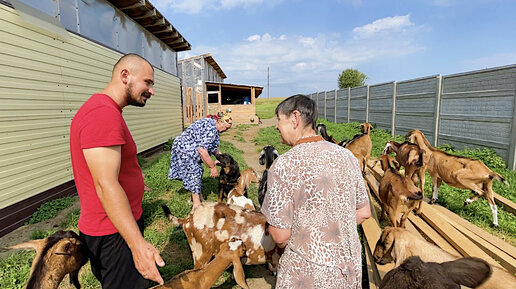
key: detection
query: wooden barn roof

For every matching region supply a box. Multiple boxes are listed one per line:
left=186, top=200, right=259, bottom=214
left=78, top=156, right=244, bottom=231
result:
left=206, top=81, right=263, bottom=97
left=179, top=53, right=227, bottom=79
left=107, top=0, right=191, bottom=52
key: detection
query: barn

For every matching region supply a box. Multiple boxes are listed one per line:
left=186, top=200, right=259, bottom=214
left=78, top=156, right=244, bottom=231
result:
left=0, top=0, right=190, bottom=237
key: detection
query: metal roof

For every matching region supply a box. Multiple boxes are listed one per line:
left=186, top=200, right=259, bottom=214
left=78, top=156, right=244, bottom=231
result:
left=179, top=53, right=227, bottom=79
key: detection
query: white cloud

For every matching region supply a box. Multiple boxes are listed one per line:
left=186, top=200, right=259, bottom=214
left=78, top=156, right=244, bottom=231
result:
left=153, top=0, right=281, bottom=14
left=247, top=34, right=261, bottom=42
left=352, top=14, right=413, bottom=38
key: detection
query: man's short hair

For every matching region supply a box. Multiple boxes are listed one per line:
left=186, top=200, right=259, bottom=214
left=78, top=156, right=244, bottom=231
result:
left=112, top=53, right=153, bottom=74
left=275, top=94, right=318, bottom=129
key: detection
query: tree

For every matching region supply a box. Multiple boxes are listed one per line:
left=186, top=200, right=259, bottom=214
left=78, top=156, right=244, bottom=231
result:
left=338, top=68, right=367, bottom=89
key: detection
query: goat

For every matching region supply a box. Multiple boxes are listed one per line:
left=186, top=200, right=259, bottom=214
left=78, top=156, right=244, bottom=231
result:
left=257, top=146, right=279, bottom=206
left=162, top=202, right=283, bottom=273
left=344, top=122, right=373, bottom=176
left=406, top=129, right=509, bottom=227
left=227, top=168, right=261, bottom=210
left=373, top=227, right=516, bottom=289
left=215, top=152, right=240, bottom=202
left=380, top=255, right=491, bottom=289
left=376, top=155, right=423, bottom=228
left=316, top=123, right=338, bottom=143
left=7, top=230, right=88, bottom=289
left=150, top=237, right=249, bottom=289
left=383, top=141, right=426, bottom=214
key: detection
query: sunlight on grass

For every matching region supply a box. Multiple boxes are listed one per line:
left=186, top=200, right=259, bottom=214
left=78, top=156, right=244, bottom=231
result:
left=255, top=97, right=285, bottom=119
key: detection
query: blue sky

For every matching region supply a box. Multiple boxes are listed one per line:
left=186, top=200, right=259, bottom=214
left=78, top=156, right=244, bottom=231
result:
left=154, top=0, right=516, bottom=98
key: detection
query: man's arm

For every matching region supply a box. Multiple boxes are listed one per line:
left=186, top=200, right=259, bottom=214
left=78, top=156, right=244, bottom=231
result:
left=83, top=146, right=164, bottom=284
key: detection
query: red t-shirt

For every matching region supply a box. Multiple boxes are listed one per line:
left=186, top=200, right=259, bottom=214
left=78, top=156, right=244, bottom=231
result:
left=70, top=93, right=144, bottom=236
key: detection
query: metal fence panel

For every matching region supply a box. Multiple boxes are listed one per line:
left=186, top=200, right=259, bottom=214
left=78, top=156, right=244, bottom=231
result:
left=336, top=89, right=348, bottom=123
left=439, top=66, right=516, bottom=161
left=395, top=76, right=438, bottom=143
left=369, top=82, right=394, bottom=132
left=350, top=86, right=367, bottom=122
left=326, top=90, right=335, bottom=122
left=316, top=92, right=325, bottom=117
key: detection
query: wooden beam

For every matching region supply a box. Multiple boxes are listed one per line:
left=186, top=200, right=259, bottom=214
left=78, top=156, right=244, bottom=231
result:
left=118, top=0, right=145, bottom=11
left=142, top=18, right=166, bottom=28
left=133, top=8, right=156, bottom=20
left=494, top=192, right=516, bottom=215
left=407, top=215, right=461, bottom=256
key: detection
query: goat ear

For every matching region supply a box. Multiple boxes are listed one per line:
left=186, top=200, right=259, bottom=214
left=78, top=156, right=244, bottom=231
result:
left=259, top=154, right=265, bottom=165
left=273, top=150, right=279, bottom=158
left=393, top=239, right=407, bottom=267
left=441, top=257, right=491, bottom=288
left=8, top=239, right=46, bottom=252
left=232, top=259, right=249, bottom=289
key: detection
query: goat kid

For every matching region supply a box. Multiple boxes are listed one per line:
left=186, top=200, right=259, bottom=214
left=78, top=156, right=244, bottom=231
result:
left=150, top=237, right=249, bottom=289
left=257, top=146, right=279, bottom=206
left=316, top=123, right=338, bottom=144
left=407, top=129, right=509, bottom=227
left=380, top=256, right=491, bottom=289
left=162, top=203, right=283, bottom=273
left=373, top=226, right=516, bottom=289
left=215, top=152, right=240, bottom=202
left=344, top=122, right=373, bottom=176
left=227, top=168, right=261, bottom=210
left=383, top=141, right=426, bottom=214
left=7, top=230, right=88, bottom=289
left=376, top=155, right=423, bottom=228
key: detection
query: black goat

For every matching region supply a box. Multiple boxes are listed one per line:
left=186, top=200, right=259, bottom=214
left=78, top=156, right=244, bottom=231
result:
left=316, top=123, right=338, bottom=144
left=380, top=256, right=491, bottom=289
left=215, top=153, right=240, bottom=202
left=257, top=146, right=279, bottom=206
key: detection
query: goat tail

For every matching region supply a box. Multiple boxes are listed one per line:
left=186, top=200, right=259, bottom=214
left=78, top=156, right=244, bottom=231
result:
left=490, top=172, right=510, bottom=188
left=161, top=204, right=184, bottom=227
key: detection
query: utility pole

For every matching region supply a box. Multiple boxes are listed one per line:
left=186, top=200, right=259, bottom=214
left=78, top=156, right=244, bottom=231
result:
left=267, top=66, right=270, bottom=103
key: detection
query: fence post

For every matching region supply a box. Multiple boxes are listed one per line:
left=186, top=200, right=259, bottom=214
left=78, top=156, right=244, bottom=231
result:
left=324, top=91, right=327, bottom=120
left=347, top=87, right=351, bottom=123
left=366, top=85, right=370, bottom=123
left=392, top=81, right=397, bottom=137
left=509, top=77, right=516, bottom=170
left=433, top=75, right=443, bottom=147
left=334, top=89, right=338, bottom=123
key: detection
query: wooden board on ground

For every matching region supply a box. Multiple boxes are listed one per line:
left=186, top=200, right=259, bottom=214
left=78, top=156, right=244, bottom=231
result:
left=408, top=215, right=461, bottom=256
left=494, top=192, right=516, bottom=216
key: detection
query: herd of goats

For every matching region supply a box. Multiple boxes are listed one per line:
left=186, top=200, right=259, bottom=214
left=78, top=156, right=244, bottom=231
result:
left=4, top=122, right=516, bottom=289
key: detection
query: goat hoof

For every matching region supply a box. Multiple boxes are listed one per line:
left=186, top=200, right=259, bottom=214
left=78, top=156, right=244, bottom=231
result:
left=490, top=223, right=499, bottom=228
left=429, top=199, right=436, bottom=204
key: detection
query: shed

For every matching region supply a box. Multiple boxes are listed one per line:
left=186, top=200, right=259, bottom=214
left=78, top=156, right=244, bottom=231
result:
left=0, top=0, right=190, bottom=237
left=178, top=53, right=263, bottom=124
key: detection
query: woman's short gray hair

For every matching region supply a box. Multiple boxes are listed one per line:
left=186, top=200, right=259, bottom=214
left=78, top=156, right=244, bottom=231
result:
left=275, top=94, right=318, bottom=129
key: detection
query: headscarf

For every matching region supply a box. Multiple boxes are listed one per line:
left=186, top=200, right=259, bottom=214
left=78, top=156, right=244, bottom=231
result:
left=220, top=113, right=232, bottom=124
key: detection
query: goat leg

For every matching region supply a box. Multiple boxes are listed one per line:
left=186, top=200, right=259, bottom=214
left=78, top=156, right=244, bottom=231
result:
left=70, top=271, right=81, bottom=289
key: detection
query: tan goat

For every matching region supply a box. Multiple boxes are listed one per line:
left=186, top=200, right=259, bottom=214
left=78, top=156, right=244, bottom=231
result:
left=344, top=122, right=373, bottom=175
left=373, top=227, right=516, bottom=289
left=227, top=168, right=261, bottom=210
left=8, top=230, right=88, bottom=289
left=406, top=129, right=509, bottom=227
left=162, top=202, right=283, bottom=273
left=376, top=155, right=423, bottom=228
left=383, top=140, right=426, bottom=214
left=150, top=237, right=249, bottom=289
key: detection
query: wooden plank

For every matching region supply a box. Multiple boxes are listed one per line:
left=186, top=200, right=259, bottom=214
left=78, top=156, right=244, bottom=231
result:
left=363, top=236, right=380, bottom=289
left=494, top=192, right=516, bottom=216
left=432, top=204, right=516, bottom=261
left=407, top=215, right=461, bottom=256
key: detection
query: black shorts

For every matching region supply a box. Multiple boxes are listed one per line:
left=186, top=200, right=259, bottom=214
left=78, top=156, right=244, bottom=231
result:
left=80, top=217, right=150, bottom=289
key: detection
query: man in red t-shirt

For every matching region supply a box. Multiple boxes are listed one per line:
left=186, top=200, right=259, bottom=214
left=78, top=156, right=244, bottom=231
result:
left=70, top=54, right=164, bottom=288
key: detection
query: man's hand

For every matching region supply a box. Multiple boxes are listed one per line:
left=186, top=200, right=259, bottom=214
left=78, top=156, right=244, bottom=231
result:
left=210, top=166, right=219, bottom=178
left=131, top=240, right=165, bottom=285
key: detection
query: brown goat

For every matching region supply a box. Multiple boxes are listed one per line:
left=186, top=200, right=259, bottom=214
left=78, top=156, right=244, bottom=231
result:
left=344, top=122, right=373, bottom=175
left=227, top=168, right=261, bottom=210
left=373, top=227, right=516, bottom=289
left=376, top=155, right=423, bottom=228
left=150, top=237, right=249, bottom=289
left=406, top=129, right=509, bottom=227
left=162, top=202, right=283, bottom=273
left=380, top=255, right=491, bottom=289
left=383, top=141, right=426, bottom=214
left=8, top=230, right=88, bottom=289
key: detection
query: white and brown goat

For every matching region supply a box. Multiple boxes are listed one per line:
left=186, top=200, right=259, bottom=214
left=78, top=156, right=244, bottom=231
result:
left=7, top=230, right=88, bottom=289
left=344, top=122, right=373, bottom=176
left=373, top=227, right=516, bottom=289
left=383, top=140, right=426, bottom=214
left=257, top=145, right=279, bottom=207
left=407, top=129, right=509, bottom=227
left=150, top=237, right=249, bottom=289
left=376, top=155, right=423, bottom=228
left=227, top=168, right=261, bottom=210
left=380, top=255, right=491, bottom=289
left=162, top=202, right=283, bottom=273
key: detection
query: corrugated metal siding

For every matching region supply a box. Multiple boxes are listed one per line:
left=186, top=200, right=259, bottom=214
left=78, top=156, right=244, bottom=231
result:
left=369, top=82, right=394, bottom=131
left=0, top=4, right=182, bottom=210
left=336, top=89, right=348, bottom=123
left=325, top=90, right=336, bottom=122
left=439, top=67, right=516, bottom=160
left=316, top=92, right=325, bottom=116
left=395, top=76, right=438, bottom=142
left=350, top=86, right=367, bottom=122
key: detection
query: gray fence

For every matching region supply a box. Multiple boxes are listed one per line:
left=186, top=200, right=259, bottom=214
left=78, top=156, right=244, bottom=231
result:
left=309, top=65, right=516, bottom=170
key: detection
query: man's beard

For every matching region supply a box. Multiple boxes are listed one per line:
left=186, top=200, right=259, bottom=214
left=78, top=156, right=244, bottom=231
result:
left=126, top=85, right=150, bottom=107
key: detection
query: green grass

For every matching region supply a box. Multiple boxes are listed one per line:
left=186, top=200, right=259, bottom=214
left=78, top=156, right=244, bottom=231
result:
left=27, top=196, right=76, bottom=224
left=255, top=97, right=285, bottom=119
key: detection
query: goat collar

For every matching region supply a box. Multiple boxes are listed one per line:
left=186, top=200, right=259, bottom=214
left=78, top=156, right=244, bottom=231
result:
left=294, top=135, right=324, bottom=146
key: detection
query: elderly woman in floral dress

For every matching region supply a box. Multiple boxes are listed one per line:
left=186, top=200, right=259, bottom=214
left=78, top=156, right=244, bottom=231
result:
left=261, top=94, right=371, bottom=289
left=168, top=114, right=232, bottom=209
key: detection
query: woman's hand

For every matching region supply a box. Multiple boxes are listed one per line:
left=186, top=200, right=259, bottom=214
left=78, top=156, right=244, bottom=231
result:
left=210, top=166, right=219, bottom=178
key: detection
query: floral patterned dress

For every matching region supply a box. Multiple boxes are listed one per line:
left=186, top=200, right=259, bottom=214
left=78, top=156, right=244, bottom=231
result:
left=168, top=118, right=219, bottom=194
left=261, top=136, right=369, bottom=289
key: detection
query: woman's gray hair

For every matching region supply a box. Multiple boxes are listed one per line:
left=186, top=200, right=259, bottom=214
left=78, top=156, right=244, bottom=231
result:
left=275, top=94, right=318, bottom=129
